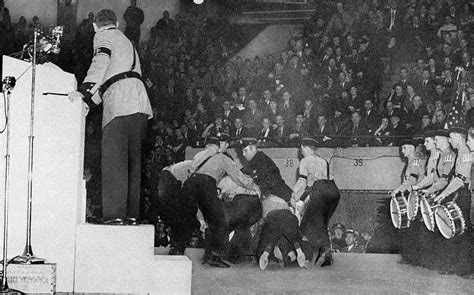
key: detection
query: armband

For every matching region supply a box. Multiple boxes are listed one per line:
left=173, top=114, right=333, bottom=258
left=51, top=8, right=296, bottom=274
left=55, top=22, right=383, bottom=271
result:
left=410, top=173, right=419, bottom=180
left=456, top=174, right=467, bottom=182
left=298, top=174, right=308, bottom=181
left=441, top=174, right=449, bottom=180
left=96, top=47, right=111, bottom=57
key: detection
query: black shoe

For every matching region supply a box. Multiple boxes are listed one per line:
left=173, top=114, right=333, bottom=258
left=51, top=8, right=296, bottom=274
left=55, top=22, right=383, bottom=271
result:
left=102, top=218, right=125, bottom=225
left=125, top=217, right=139, bottom=225
left=315, top=248, right=331, bottom=267
left=204, top=255, right=230, bottom=268
left=321, top=252, right=333, bottom=267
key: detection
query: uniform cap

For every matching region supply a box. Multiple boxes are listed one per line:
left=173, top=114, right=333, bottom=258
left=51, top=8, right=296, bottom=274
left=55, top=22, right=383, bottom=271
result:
left=241, top=137, right=258, bottom=148
left=423, top=129, right=437, bottom=138
left=301, top=137, right=319, bottom=147
left=332, top=223, right=346, bottom=231
left=448, top=125, right=468, bottom=136
left=345, top=228, right=355, bottom=235
left=205, top=136, right=220, bottom=146
left=217, top=132, right=230, bottom=142
left=434, top=129, right=450, bottom=137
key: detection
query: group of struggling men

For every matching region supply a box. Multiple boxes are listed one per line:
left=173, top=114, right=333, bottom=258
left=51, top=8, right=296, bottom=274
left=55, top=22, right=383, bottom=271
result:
left=160, top=134, right=341, bottom=269
left=391, top=126, right=473, bottom=275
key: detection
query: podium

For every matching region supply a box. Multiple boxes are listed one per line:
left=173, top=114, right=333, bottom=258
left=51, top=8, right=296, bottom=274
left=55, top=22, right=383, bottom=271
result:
left=0, top=56, right=87, bottom=292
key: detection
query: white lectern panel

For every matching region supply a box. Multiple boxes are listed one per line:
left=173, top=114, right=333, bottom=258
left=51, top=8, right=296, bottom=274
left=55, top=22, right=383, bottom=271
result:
left=0, top=56, right=86, bottom=292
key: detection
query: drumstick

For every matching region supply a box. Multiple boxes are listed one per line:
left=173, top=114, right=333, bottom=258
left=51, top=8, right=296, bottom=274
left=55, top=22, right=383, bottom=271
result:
left=43, top=92, right=68, bottom=96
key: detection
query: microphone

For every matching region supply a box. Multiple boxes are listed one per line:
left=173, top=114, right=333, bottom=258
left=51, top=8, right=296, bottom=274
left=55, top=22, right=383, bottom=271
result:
left=2, top=76, right=16, bottom=92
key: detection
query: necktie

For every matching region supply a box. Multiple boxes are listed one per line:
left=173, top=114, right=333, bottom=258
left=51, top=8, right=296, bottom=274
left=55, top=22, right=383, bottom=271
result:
left=280, top=127, right=283, bottom=137
left=353, top=124, right=358, bottom=134
left=297, top=124, right=301, bottom=132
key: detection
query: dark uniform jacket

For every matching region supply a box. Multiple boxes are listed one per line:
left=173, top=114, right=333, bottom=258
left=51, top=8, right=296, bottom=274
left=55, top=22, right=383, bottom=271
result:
left=241, top=151, right=292, bottom=201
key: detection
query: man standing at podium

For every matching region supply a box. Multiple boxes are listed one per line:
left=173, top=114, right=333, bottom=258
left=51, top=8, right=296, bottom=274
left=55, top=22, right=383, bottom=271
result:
left=68, top=9, right=152, bottom=225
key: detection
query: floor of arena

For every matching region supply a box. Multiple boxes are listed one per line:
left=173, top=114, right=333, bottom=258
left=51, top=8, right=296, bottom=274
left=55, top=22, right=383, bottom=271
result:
left=185, top=249, right=474, bottom=294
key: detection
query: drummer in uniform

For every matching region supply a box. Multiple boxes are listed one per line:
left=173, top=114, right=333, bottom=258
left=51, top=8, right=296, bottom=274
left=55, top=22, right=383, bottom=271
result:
left=391, top=138, right=425, bottom=196
left=429, top=126, right=472, bottom=275
left=414, top=129, right=456, bottom=195
left=181, top=133, right=260, bottom=268
left=412, top=131, right=440, bottom=192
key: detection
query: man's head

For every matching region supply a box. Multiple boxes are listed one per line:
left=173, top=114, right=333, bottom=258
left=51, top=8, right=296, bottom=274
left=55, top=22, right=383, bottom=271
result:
left=400, top=67, right=409, bottom=80
left=435, top=109, right=446, bottom=124
left=333, top=223, right=345, bottom=240
left=94, top=9, right=117, bottom=31
left=345, top=229, right=357, bottom=246
left=351, top=111, right=361, bottom=124
left=238, top=86, right=247, bottom=98
left=263, top=89, right=272, bottom=100
left=248, top=99, right=257, bottom=110
left=390, top=113, right=400, bottom=126
left=449, top=127, right=467, bottom=149
left=295, top=113, right=305, bottom=124
left=234, top=118, right=243, bottom=129
left=364, top=99, right=373, bottom=111
left=241, top=138, right=258, bottom=161
left=435, top=130, right=450, bottom=150
left=262, top=117, right=271, bottom=130
left=317, top=115, right=327, bottom=127
left=282, top=91, right=291, bottom=102
left=222, top=100, right=231, bottom=111
left=401, top=141, right=415, bottom=158
left=276, top=115, right=284, bottom=127
left=163, top=10, right=170, bottom=20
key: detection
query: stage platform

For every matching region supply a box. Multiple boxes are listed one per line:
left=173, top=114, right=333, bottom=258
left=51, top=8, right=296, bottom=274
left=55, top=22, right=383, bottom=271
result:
left=186, top=249, right=474, bottom=294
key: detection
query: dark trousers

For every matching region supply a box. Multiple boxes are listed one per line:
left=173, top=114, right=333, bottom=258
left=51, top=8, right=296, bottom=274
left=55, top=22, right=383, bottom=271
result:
left=101, top=113, right=147, bottom=219
left=181, top=174, right=262, bottom=256
left=300, top=180, right=340, bottom=256
left=256, top=209, right=301, bottom=257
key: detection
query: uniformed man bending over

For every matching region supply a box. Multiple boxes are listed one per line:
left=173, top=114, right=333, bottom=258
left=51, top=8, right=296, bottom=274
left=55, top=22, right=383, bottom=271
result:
left=181, top=134, right=259, bottom=268
left=391, top=138, right=425, bottom=196
left=240, top=138, right=293, bottom=201
left=68, top=9, right=152, bottom=225
left=291, top=138, right=341, bottom=267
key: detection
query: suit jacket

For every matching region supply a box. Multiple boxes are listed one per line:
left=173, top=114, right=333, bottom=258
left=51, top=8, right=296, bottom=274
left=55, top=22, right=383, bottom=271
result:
left=388, top=124, right=408, bottom=146
left=360, top=109, right=380, bottom=132
left=290, top=121, right=312, bottom=138
left=258, top=127, right=278, bottom=147
left=343, top=121, right=370, bottom=147
left=341, top=244, right=364, bottom=253
left=219, top=108, right=240, bottom=126
left=274, top=125, right=293, bottom=146
left=242, top=109, right=263, bottom=130
left=280, top=102, right=297, bottom=124
left=241, top=151, right=292, bottom=201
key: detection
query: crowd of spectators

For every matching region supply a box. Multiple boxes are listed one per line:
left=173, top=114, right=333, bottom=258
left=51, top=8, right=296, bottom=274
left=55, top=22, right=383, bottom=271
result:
left=143, top=0, right=474, bottom=172
left=330, top=223, right=374, bottom=253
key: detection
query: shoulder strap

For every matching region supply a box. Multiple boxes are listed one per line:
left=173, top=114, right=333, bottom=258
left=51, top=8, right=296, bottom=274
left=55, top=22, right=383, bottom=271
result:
left=446, top=153, right=458, bottom=181
left=130, top=43, right=137, bottom=71
left=326, top=159, right=330, bottom=180
left=435, top=154, right=442, bottom=178
left=190, top=155, right=214, bottom=177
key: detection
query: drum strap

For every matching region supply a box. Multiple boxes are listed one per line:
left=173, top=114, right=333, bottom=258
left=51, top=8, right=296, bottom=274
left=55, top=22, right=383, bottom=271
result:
left=446, top=154, right=458, bottom=181
left=435, top=155, right=441, bottom=178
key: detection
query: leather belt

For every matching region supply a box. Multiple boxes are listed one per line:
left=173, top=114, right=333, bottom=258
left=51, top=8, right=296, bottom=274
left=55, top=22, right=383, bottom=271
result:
left=99, top=71, right=141, bottom=98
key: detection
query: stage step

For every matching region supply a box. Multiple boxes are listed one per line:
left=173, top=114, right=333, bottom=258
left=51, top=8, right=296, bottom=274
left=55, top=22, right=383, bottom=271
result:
left=74, top=224, right=192, bottom=294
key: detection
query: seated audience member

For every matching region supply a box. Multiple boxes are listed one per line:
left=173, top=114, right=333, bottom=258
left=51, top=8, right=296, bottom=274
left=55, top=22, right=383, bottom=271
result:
left=264, top=99, right=280, bottom=125
left=388, top=112, right=407, bottom=146
left=343, top=111, right=369, bottom=147
left=289, top=113, right=311, bottom=140
left=418, top=113, right=435, bottom=134
left=360, top=231, right=373, bottom=253
left=258, top=117, right=277, bottom=147
left=230, top=118, right=251, bottom=145
left=373, top=116, right=391, bottom=146
left=360, top=99, right=380, bottom=133
left=331, top=223, right=347, bottom=251
left=201, top=117, right=228, bottom=138
left=431, top=108, right=447, bottom=130
left=242, top=98, right=263, bottom=132
left=280, top=90, right=296, bottom=124
left=341, top=229, right=363, bottom=253
left=274, top=115, right=292, bottom=146
left=220, top=99, right=240, bottom=128
left=314, top=115, right=334, bottom=147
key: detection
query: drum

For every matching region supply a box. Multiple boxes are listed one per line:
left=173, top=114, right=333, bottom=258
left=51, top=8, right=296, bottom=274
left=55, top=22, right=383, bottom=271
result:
left=435, top=202, right=466, bottom=239
left=420, top=195, right=438, bottom=231
left=390, top=192, right=410, bottom=229
left=407, top=190, right=420, bottom=220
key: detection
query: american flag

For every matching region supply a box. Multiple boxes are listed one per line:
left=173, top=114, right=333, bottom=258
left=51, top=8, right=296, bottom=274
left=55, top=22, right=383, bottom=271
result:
left=445, top=87, right=467, bottom=130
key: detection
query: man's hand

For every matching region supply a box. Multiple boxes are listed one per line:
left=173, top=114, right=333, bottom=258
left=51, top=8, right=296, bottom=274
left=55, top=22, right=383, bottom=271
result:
left=199, top=219, right=208, bottom=233
left=68, top=91, right=84, bottom=102
left=433, top=193, right=446, bottom=203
